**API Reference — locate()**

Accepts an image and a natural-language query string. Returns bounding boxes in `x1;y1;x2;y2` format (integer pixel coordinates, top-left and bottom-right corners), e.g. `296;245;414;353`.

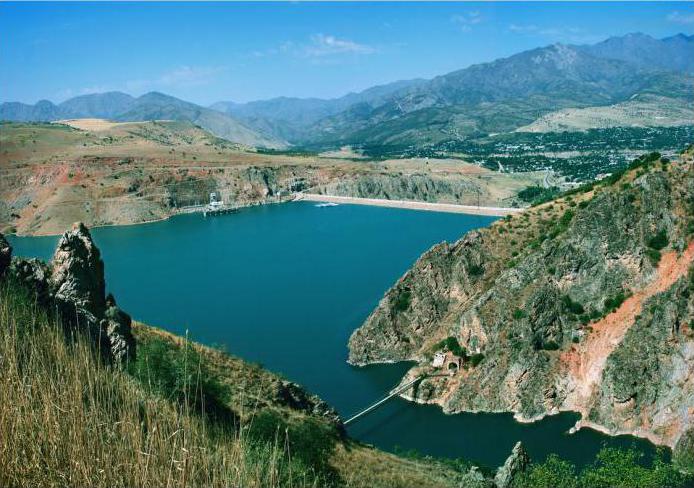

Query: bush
513;309;527;320
516;447;692;488
468;263;484;277
543;340;560;351
517;454;578;488
128;336;234;424
469;353;484;367
647;230;669;251
247;410;338;481
579;447;690;488
562;295;585;315
519;186;560;206
434;336;467;359
645;248;662;266
393;289;412;312
603;291;628;314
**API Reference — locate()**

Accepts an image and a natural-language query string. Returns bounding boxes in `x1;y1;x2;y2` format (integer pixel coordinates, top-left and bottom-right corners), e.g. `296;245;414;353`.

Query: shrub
469;353;484;367
543;340;560;351
393;289;412;312
647;230;669;251
247;410;338;481
645;248;662;266
517;454;578;488
562;295;584;315
513;309;527;320
603;291;628;314
128;336;234;424
468;263;484;277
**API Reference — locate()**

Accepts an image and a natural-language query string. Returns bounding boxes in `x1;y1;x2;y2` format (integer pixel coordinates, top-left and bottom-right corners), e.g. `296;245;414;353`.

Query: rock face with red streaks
349;152;694;454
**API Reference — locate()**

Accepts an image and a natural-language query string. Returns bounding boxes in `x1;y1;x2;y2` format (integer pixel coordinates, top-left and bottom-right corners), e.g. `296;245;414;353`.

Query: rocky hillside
0;122;542;235
349;149;694;462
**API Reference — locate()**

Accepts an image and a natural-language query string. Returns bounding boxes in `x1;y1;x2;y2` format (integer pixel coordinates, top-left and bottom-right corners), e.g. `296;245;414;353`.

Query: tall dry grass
0;282;322;488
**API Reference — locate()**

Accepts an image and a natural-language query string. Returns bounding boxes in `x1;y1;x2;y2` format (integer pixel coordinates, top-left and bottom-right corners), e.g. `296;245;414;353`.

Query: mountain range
2;32;692;149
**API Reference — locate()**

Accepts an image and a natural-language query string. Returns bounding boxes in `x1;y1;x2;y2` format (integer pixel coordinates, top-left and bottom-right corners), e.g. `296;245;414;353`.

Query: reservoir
7;201;658;468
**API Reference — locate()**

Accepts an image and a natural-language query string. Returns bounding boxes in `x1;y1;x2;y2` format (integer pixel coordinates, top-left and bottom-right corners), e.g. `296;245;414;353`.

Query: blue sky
1;2;692;105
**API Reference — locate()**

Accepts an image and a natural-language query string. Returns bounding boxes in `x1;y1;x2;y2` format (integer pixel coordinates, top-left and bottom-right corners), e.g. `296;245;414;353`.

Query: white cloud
125;65;226;92
303;34;375;57
248;35;376;63
452;11;482;32
667;11;694;25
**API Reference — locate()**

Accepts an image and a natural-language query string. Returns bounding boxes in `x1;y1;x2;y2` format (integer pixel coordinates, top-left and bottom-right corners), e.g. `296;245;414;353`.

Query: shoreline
7;194;524;237
297;193;525;216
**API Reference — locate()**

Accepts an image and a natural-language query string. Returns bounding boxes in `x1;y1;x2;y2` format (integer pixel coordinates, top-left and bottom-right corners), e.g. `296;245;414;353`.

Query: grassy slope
0;279;467;488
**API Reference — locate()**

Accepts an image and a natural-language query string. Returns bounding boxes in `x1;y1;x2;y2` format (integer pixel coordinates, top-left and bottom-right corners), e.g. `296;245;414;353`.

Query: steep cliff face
316;173;487;206
349;152;694;449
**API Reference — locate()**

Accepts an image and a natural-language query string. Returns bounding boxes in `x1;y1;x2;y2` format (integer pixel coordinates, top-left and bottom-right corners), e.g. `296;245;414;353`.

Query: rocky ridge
348;151;694;458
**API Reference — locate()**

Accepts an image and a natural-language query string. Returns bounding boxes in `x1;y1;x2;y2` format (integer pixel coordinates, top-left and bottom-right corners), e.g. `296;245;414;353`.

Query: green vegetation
604;291;628;315
513;308;527;320
469;353;485;367
645;248;662;266
434;336;467;359
647;230;669;251
467;263;484;277
518;185;560;206
562;295;585;316
393;288;412;312
515;447;692;488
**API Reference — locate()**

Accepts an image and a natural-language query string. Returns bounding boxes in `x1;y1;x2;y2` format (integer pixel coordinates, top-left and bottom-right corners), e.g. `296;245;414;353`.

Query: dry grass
0;282;323;488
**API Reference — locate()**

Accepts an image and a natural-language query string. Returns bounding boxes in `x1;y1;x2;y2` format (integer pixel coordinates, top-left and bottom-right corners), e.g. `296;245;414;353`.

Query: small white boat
315;202;339;208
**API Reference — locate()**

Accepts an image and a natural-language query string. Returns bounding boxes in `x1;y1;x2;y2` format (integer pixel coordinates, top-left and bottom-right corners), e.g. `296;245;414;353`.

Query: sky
1;2;693;106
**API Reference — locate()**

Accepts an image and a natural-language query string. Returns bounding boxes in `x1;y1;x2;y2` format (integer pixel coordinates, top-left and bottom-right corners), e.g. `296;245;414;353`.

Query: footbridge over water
343;374;429;426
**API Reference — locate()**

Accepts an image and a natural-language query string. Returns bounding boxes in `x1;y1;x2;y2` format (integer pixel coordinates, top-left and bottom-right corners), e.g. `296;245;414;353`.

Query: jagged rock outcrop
103;293;136;364
273;379;342;426
0;233;10;276
3;223;135;363
50;222;107;324
494;442;529;488
348;154;694;449
8;257;52;305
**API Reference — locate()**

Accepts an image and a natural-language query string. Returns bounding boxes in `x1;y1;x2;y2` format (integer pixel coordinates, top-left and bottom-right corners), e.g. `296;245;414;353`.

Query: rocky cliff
349;150;694;455
3;223;135;362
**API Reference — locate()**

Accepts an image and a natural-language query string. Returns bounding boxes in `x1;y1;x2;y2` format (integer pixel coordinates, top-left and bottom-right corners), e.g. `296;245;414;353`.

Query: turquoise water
7;201;658;468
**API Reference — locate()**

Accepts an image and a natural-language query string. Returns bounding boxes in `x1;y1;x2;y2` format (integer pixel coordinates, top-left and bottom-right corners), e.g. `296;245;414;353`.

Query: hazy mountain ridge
0;91;285;149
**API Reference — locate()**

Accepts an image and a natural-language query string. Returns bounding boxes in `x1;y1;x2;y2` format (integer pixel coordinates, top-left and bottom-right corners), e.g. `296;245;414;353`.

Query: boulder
0;233;10;276
494;441;530;488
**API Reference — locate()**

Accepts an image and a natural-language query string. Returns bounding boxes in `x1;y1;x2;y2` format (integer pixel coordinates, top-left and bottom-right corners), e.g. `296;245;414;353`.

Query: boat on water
315;202;339;208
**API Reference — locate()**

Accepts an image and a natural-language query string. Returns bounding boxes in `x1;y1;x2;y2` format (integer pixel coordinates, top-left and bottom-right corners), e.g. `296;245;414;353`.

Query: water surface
8;201;658;468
